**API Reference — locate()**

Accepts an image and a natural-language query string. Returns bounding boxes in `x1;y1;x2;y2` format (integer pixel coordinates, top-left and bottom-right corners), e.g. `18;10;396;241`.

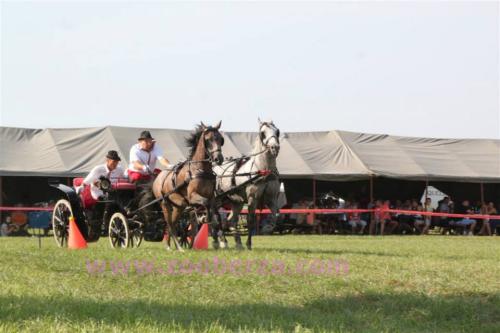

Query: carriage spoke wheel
52;199;72;247
108;213;129;249
129;227;144;248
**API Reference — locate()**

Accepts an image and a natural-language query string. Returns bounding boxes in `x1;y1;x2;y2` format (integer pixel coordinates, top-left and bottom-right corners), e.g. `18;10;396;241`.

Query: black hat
138;130;154;141
106;150;121;161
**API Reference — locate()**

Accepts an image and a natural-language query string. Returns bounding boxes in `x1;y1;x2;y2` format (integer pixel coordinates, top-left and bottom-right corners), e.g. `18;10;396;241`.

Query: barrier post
0;176;3;223
369;176;375;235
480;182;485;203
256;211;261;235
312;179;316;230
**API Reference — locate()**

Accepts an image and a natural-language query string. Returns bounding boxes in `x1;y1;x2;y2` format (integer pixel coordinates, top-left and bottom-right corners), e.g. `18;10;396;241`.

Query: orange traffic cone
193;223;209;250
68;216;87;249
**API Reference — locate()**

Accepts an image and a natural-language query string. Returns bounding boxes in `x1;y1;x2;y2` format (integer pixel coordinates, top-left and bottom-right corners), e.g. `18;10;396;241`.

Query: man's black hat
106;150;121;161
138;130;154;141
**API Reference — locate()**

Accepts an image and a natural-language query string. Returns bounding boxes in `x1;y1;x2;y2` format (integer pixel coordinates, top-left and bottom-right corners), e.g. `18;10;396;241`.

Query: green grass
1;235;499;332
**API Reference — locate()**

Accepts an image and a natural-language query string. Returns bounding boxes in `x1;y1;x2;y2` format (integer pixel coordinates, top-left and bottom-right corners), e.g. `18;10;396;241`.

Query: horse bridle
259;122;280;148
202;127;224;163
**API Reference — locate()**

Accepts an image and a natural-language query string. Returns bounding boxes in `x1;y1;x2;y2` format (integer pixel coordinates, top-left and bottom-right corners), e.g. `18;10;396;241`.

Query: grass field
1;235;499;332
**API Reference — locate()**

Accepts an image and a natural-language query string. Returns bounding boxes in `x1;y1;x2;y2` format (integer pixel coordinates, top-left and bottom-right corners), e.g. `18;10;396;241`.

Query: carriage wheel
129;227;144;248
52;199;73;247
180;215;199;249
108;212;129;249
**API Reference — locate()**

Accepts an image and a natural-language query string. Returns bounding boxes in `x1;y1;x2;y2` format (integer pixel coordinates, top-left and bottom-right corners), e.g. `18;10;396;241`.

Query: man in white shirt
75;150;125;202
127;130;171;183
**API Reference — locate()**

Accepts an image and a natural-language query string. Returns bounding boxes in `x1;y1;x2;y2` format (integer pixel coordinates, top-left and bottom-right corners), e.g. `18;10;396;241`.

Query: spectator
455;200;477;236
294;198;308;225
479;202;497;236
437;197;451;234
396;201;414;234
415;197;433;235
1;215;12;236
347;203;367;234
375;200;398;235
411;202;424;232
10;205;28;228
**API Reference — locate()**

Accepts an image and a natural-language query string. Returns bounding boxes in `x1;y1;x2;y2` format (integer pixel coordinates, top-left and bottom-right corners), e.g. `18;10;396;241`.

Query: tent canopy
1;126;499;182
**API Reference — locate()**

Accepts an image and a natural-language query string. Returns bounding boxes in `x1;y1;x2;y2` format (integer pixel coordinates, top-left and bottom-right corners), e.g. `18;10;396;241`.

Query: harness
215;122;280;199
231;157;250;187
162;127;221;207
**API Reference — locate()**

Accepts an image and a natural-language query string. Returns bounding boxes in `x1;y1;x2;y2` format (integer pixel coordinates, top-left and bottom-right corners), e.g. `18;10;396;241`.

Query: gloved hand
75;185;84;195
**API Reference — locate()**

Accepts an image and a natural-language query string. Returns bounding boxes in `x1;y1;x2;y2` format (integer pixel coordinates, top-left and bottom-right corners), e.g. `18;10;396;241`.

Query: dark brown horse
152;121;224;251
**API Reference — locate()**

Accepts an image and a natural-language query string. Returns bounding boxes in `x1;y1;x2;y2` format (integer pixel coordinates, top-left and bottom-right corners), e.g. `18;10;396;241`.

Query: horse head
200;121;225;165
258;118;280;157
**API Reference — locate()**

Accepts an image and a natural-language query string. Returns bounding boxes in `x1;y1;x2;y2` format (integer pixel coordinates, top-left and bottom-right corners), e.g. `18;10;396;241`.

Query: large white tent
1;126;499;182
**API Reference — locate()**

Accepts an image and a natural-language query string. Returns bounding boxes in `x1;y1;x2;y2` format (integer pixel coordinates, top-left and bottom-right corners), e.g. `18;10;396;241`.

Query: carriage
49;167;272;250
50;176;200;249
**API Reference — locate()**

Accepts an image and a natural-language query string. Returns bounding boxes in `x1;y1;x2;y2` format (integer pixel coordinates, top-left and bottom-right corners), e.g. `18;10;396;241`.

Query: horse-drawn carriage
50;120;282;251
51;176;138;248
50;175;202;249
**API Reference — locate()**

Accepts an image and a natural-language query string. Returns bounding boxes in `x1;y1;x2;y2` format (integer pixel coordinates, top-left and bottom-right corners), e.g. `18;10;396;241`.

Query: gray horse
213;119;281;250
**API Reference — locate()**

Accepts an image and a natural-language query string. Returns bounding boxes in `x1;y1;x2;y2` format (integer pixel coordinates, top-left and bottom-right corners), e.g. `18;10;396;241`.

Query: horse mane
185;124;205;159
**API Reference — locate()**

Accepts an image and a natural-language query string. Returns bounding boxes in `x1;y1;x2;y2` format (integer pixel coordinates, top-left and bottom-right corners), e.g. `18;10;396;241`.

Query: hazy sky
1;1;499;139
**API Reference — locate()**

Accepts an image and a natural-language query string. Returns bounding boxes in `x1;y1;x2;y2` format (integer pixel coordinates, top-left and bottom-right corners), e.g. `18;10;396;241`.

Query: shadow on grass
1;292;499;332
256;247;410;258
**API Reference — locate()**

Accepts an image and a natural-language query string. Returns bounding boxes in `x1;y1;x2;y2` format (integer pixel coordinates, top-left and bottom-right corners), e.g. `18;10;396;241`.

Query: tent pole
312;178;317;207
369;175;375;235
425;179;429;200
480;182;485;203
369;176;374;203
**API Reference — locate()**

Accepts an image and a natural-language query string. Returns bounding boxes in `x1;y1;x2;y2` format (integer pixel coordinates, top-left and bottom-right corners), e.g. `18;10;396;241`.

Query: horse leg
160;201;173;251
215;210;228;249
267;196;280;232
208;201;229;249
230;203;244;250
205;201;219;250
246;196;257;250
209;204;226;250
170;206;184;252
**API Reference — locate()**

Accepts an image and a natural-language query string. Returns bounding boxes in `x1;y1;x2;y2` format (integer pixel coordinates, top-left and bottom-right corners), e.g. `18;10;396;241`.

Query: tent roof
1;126;498;182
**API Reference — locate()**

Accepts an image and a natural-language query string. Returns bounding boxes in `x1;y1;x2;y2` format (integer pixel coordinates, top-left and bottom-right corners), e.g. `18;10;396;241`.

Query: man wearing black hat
75;150;124;202
127;130;171;183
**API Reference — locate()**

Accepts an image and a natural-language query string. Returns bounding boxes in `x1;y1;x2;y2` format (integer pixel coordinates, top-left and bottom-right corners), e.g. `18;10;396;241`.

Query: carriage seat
112;180;136;191
72;178;136;191
72;177;96;209
71;177;135;210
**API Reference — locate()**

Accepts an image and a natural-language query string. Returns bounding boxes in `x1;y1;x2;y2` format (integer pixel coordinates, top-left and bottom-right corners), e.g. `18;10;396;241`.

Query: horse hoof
246;244;252;250
177;248;185;253
235;243;244;250
220;241;228;249
212;241;220;250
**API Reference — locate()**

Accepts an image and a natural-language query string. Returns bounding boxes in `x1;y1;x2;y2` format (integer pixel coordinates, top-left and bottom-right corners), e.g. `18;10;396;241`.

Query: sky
0;1;499;139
